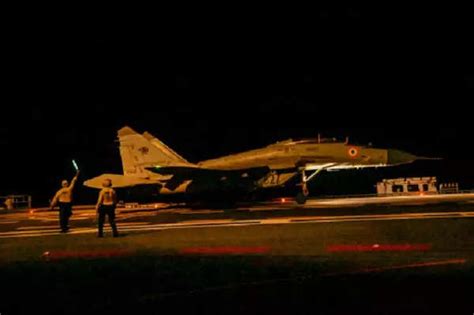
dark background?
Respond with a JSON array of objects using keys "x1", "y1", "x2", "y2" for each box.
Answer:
[{"x1": 1, "y1": 7, "x2": 473, "y2": 205}]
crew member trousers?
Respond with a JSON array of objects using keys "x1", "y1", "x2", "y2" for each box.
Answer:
[{"x1": 98, "y1": 204, "x2": 118, "y2": 237}]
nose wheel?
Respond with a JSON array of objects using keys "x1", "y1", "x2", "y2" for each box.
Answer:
[
  {"x1": 296, "y1": 183, "x2": 309, "y2": 205},
  {"x1": 295, "y1": 168, "x2": 325, "y2": 205}
]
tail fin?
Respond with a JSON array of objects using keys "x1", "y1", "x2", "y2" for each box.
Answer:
[
  {"x1": 142, "y1": 131, "x2": 189, "y2": 164},
  {"x1": 118, "y1": 126, "x2": 192, "y2": 177}
]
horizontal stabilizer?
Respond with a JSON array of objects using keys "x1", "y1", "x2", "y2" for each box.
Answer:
[{"x1": 83, "y1": 174, "x2": 158, "y2": 189}]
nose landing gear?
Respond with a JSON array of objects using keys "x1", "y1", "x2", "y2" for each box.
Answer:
[
  {"x1": 295, "y1": 168, "x2": 325, "y2": 205},
  {"x1": 296, "y1": 183, "x2": 309, "y2": 205}
]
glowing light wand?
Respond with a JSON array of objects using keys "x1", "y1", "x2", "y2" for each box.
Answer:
[{"x1": 72, "y1": 159, "x2": 79, "y2": 172}]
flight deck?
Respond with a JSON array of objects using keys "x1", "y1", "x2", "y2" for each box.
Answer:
[{"x1": 1, "y1": 193, "x2": 473, "y2": 314}]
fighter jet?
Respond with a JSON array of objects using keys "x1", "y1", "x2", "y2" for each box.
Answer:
[{"x1": 84, "y1": 126, "x2": 426, "y2": 204}]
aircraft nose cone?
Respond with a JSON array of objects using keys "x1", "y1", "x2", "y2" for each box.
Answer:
[{"x1": 387, "y1": 149, "x2": 418, "y2": 165}]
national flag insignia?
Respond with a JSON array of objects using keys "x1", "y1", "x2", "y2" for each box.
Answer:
[{"x1": 138, "y1": 146, "x2": 149, "y2": 155}]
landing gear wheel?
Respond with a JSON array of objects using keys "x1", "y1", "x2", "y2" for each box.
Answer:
[{"x1": 296, "y1": 192, "x2": 307, "y2": 205}]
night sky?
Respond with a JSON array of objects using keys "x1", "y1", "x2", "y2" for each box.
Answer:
[{"x1": 2, "y1": 9, "x2": 473, "y2": 204}]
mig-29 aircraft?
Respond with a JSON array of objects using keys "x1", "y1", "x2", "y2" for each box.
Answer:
[{"x1": 84, "y1": 127, "x2": 426, "y2": 204}]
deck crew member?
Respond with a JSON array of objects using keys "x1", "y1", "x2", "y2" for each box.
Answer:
[
  {"x1": 51, "y1": 171, "x2": 79, "y2": 233},
  {"x1": 96, "y1": 178, "x2": 119, "y2": 238}
]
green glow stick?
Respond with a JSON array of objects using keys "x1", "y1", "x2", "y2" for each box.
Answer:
[{"x1": 72, "y1": 159, "x2": 79, "y2": 171}]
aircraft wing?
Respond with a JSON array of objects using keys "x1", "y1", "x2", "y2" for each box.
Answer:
[{"x1": 145, "y1": 166, "x2": 270, "y2": 180}]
